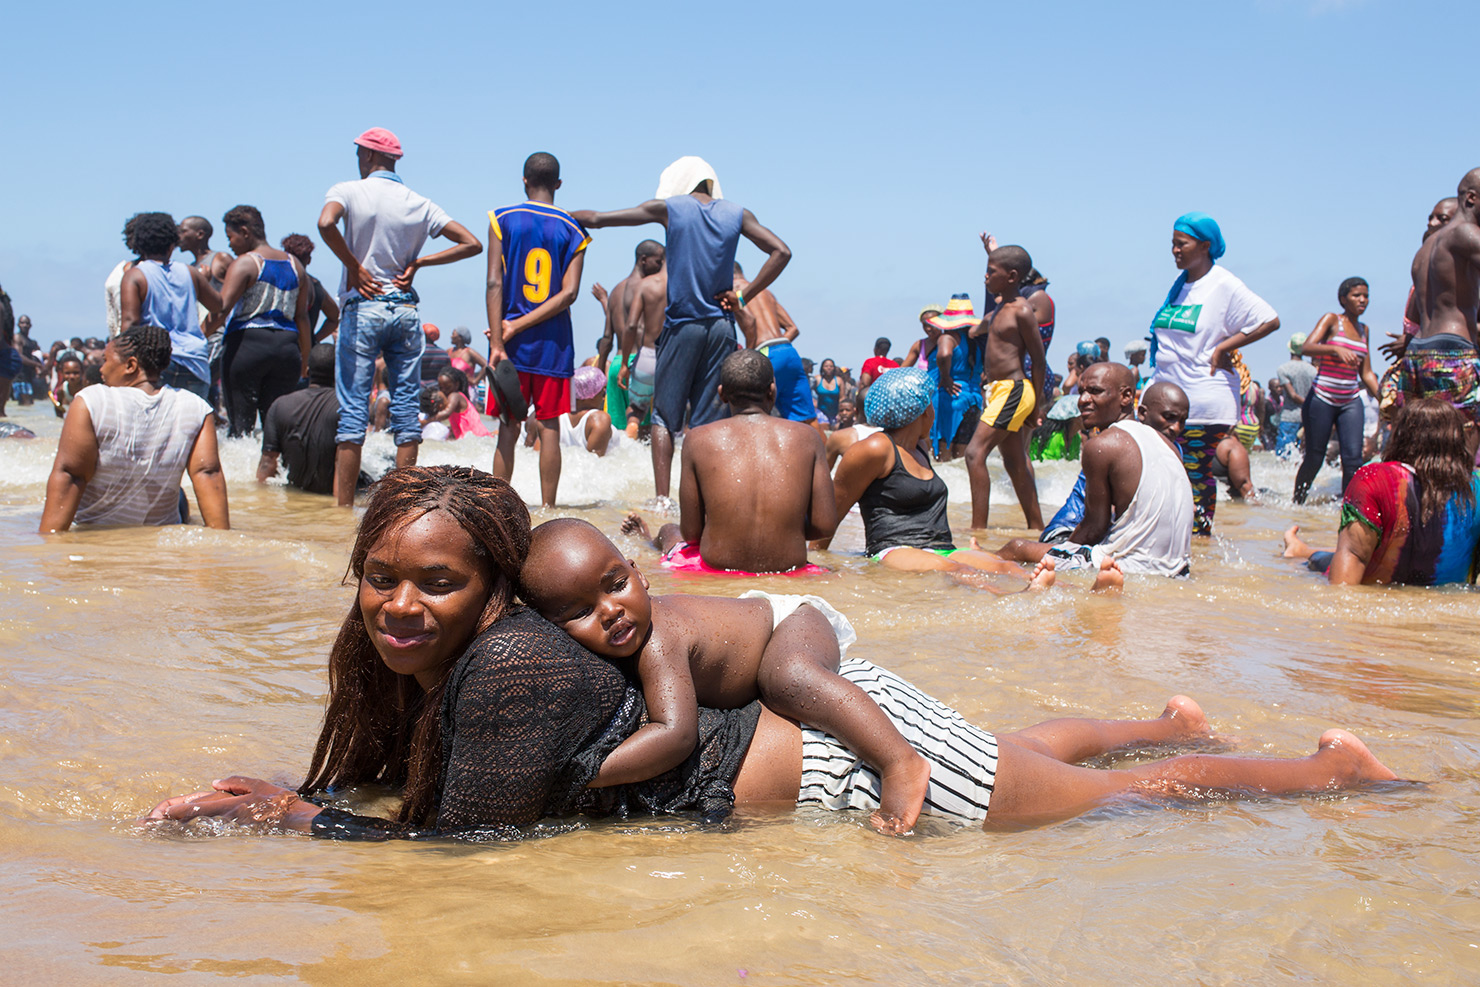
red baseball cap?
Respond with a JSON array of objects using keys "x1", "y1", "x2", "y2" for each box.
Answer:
[
  {"x1": 423, "y1": 323, "x2": 440, "y2": 342},
  {"x1": 354, "y1": 127, "x2": 403, "y2": 159}
]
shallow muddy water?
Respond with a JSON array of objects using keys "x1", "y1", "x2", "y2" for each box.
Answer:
[{"x1": 2, "y1": 401, "x2": 1477, "y2": 985}]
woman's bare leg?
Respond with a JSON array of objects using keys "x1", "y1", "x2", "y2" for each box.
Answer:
[
  {"x1": 998, "y1": 696, "x2": 1211, "y2": 763},
  {"x1": 987, "y1": 726, "x2": 1398, "y2": 828}
]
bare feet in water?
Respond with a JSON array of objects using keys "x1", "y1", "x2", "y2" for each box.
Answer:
[
  {"x1": 1028, "y1": 557, "x2": 1058, "y2": 591},
  {"x1": 621, "y1": 512, "x2": 652, "y2": 540},
  {"x1": 1161, "y1": 695, "x2": 1213, "y2": 742},
  {"x1": 1281, "y1": 524, "x2": 1312, "y2": 559},
  {"x1": 870, "y1": 752, "x2": 931, "y2": 836},
  {"x1": 1091, "y1": 556, "x2": 1124, "y2": 594},
  {"x1": 1315, "y1": 729, "x2": 1399, "y2": 785}
]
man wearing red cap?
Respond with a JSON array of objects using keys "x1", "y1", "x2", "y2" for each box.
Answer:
[{"x1": 317, "y1": 127, "x2": 483, "y2": 506}]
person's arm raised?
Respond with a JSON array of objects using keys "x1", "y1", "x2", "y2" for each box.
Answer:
[
  {"x1": 569, "y1": 200, "x2": 668, "y2": 230},
  {"x1": 588, "y1": 643, "x2": 700, "y2": 786},
  {"x1": 1327, "y1": 519, "x2": 1378, "y2": 585},
  {"x1": 187, "y1": 414, "x2": 230, "y2": 530},
  {"x1": 39, "y1": 397, "x2": 100, "y2": 533},
  {"x1": 317, "y1": 201, "x2": 383, "y2": 299},
  {"x1": 733, "y1": 210, "x2": 791, "y2": 299},
  {"x1": 502, "y1": 251, "x2": 586, "y2": 340},
  {"x1": 392, "y1": 220, "x2": 483, "y2": 291}
]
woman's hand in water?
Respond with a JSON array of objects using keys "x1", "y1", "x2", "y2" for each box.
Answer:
[{"x1": 146, "y1": 776, "x2": 321, "y2": 832}]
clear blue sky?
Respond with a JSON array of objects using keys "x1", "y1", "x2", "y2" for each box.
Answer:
[{"x1": 3, "y1": 0, "x2": 1472, "y2": 384}]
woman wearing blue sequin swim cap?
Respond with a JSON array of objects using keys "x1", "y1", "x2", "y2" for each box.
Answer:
[
  {"x1": 813, "y1": 368, "x2": 1038, "y2": 588},
  {"x1": 1147, "y1": 213, "x2": 1282, "y2": 535}
]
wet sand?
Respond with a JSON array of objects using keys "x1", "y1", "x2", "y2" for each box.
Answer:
[{"x1": 2, "y1": 401, "x2": 1477, "y2": 985}]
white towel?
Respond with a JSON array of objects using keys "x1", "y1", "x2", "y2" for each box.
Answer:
[{"x1": 655, "y1": 156, "x2": 724, "y2": 200}]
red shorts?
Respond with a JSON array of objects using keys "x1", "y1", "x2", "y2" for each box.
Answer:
[{"x1": 486, "y1": 370, "x2": 572, "y2": 421}]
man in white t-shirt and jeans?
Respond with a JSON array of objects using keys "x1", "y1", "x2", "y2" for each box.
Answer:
[{"x1": 317, "y1": 127, "x2": 483, "y2": 506}]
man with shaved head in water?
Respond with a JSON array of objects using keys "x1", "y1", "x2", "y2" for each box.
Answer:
[{"x1": 994, "y1": 367, "x2": 1194, "y2": 577}]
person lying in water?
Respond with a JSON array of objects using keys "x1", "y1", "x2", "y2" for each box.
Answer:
[
  {"x1": 520, "y1": 518, "x2": 929, "y2": 834},
  {"x1": 1281, "y1": 397, "x2": 1480, "y2": 586},
  {"x1": 146, "y1": 466, "x2": 1401, "y2": 839}
]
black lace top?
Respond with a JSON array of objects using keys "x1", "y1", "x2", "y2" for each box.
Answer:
[{"x1": 311, "y1": 608, "x2": 762, "y2": 840}]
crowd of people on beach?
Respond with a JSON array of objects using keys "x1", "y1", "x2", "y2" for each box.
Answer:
[{"x1": 7, "y1": 129, "x2": 1478, "y2": 841}]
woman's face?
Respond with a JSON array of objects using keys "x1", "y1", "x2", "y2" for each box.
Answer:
[
  {"x1": 99, "y1": 341, "x2": 132, "y2": 386},
  {"x1": 358, "y1": 511, "x2": 494, "y2": 689},
  {"x1": 1343, "y1": 286, "x2": 1370, "y2": 317},
  {"x1": 58, "y1": 360, "x2": 84, "y2": 388},
  {"x1": 821, "y1": 360, "x2": 836, "y2": 378},
  {"x1": 225, "y1": 226, "x2": 254, "y2": 257},
  {"x1": 1171, "y1": 231, "x2": 1208, "y2": 271}
]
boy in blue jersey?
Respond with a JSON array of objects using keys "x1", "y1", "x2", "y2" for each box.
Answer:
[{"x1": 486, "y1": 152, "x2": 590, "y2": 508}]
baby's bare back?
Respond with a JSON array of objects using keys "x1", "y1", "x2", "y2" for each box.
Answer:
[
  {"x1": 653, "y1": 596, "x2": 776, "y2": 708},
  {"x1": 684, "y1": 415, "x2": 826, "y2": 572}
]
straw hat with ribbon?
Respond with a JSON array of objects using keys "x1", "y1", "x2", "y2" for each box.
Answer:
[{"x1": 927, "y1": 294, "x2": 978, "y2": 332}]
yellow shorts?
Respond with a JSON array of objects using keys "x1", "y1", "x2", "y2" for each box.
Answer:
[{"x1": 981, "y1": 379, "x2": 1036, "y2": 432}]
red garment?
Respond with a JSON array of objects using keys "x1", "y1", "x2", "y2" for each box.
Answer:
[
  {"x1": 661, "y1": 542, "x2": 830, "y2": 577},
  {"x1": 861, "y1": 356, "x2": 899, "y2": 382},
  {"x1": 486, "y1": 370, "x2": 573, "y2": 421}
]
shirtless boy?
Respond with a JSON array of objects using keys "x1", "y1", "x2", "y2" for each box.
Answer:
[
  {"x1": 593, "y1": 240, "x2": 664, "y2": 436},
  {"x1": 624, "y1": 349, "x2": 835, "y2": 573},
  {"x1": 519, "y1": 518, "x2": 930, "y2": 834},
  {"x1": 964, "y1": 245, "x2": 1045, "y2": 529}
]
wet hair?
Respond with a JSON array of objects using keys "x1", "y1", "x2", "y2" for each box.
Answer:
[
  {"x1": 874, "y1": 337, "x2": 891, "y2": 355},
  {"x1": 1384, "y1": 398, "x2": 1476, "y2": 523},
  {"x1": 1338, "y1": 276, "x2": 1368, "y2": 302},
  {"x1": 438, "y1": 366, "x2": 470, "y2": 392},
  {"x1": 307, "y1": 342, "x2": 335, "y2": 385},
  {"x1": 280, "y1": 234, "x2": 315, "y2": 264},
  {"x1": 719, "y1": 349, "x2": 774, "y2": 403},
  {"x1": 418, "y1": 384, "x2": 441, "y2": 414},
  {"x1": 126, "y1": 212, "x2": 179, "y2": 257},
  {"x1": 636, "y1": 240, "x2": 664, "y2": 260},
  {"x1": 83, "y1": 364, "x2": 103, "y2": 386},
  {"x1": 222, "y1": 204, "x2": 266, "y2": 242},
  {"x1": 181, "y1": 215, "x2": 214, "y2": 238},
  {"x1": 990, "y1": 244, "x2": 1033, "y2": 280},
  {"x1": 112, "y1": 324, "x2": 172, "y2": 378},
  {"x1": 523, "y1": 152, "x2": 560, "y2": 190},
  {"x1": 300, "y1": 466, "x2": 532, "y2": 826}
]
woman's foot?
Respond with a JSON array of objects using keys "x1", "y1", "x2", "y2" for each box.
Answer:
[
  {"x1": 620, "y1": 512, "x2": 651, "y2": 540},
  {"x1": 1281, "y1": 524, "x2": 1312, "y2": 559},
  {"x1": 1028, "y1": 557, "x2": 1057, "y2": 590},
  {"x1": 870, "y1": 753, "x2": 931, "y2": 836},
  {"x1": 1161, "y1": 695, "x2": 1212, "y2": 742},
  {"x1": 1091, "y1": 556, "x2": 1124, "y2": 594},
  {"x1": 1315, "y1": 729, "x2": 1399, "y2": 785}
]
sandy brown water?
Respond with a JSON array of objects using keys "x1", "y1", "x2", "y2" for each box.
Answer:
[{"x1": 2, "y1": 400, "x2": 1478, "y2": 985}]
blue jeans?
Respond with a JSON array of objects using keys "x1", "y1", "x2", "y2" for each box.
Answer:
[
  {"x1": 336, "y1": 293, "x2": 425, "y2": 445},
  {"x1": 1276, "y1": 420, "x2": 1301, "y2": 457},
  {"x1": 160, "y1": 360, "x2": 210, "y2": 399},
  {"x1": 1293, "y1": 394, "x2": 1364, "y2": 504}
]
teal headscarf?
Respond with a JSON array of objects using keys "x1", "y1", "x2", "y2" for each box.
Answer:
[{"x1": 1172, "y1": 211, "x2": 1226, "y2": 260}]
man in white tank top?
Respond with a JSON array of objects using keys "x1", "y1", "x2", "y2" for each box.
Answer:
[{"x1": 991, "y1": 365, "x2": 1194, "y2": 577}]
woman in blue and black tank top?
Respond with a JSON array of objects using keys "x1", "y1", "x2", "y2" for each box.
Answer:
[
  {"x1": 218, "y1": 205, "x2": 312, "y2": 436},
  {"x1": 815, "y1": 368, "x2": 1033, "y2": 589}
]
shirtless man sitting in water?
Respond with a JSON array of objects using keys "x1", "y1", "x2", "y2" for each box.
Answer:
[
  {"x1": 624, "y1": 349, "x2": 835, "y2": 574},
  {"x1": 520, "y1": 518, "x2": 931, "y2": 834}
]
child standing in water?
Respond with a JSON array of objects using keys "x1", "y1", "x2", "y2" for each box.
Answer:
[{"x1": 519, "y1": 518, "x2": 932, "y2": 834}]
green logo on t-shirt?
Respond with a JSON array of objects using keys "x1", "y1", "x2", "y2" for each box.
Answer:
[{"x1": 1153, "y1": 303, "x2": 1203, "y2": 333}]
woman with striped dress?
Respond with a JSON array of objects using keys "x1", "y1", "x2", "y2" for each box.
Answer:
[{"x1": 1293, "y1": 277, "x2": 1380, "y2": 504}]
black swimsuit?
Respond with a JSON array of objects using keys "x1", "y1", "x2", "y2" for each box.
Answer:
[{"x1": 857, "y1": 443, "x2": 955, "y2": 557}]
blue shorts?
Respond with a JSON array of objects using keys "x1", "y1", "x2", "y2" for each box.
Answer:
[
  {"x1": 653, "y1": 316, "x2": 736, "y2": 431},
  {"x1": 761, "y1": 339, "x2": 817, "y2": 422}
]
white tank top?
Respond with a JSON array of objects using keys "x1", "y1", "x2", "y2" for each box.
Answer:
[
  {"x1": 74, "y1": 384, "x2": 213, "y2": 526},
  {"x1": 1099, "y1": 419, "x2": 1194, "y2": 576}
]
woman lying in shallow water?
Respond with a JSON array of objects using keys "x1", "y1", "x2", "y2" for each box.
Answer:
[{"x1": 150, "y1": 467, "x2": 1400, "y2": 838}]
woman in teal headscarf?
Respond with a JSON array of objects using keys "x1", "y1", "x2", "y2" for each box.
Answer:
[{"x1": 1148, "y1": 212, "x2": 1281, "y2": 535}]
